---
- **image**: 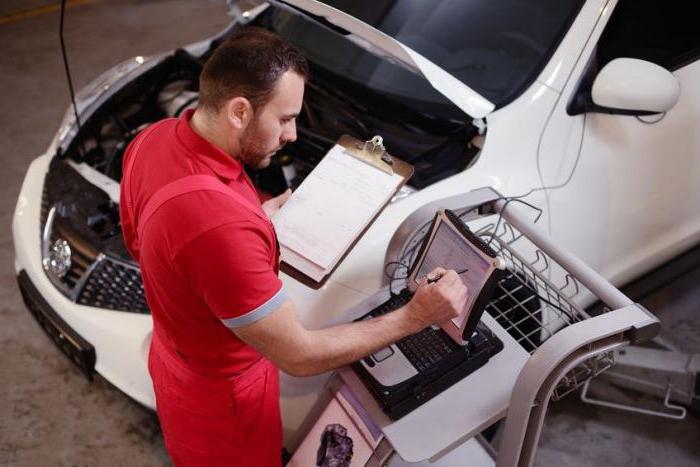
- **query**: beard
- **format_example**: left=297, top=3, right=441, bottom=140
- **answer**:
left=239, top=118, right=279, bottom=169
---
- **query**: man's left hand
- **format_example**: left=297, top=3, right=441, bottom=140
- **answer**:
left=262, top=188, right=292, bottom=219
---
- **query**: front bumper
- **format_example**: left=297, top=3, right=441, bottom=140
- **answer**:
left=12, top=152, right=156, bottom=409
left=17, top=270, right=96, bottom=379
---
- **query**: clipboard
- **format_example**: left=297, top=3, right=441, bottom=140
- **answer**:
left=275, top=134, right=414, bottom=289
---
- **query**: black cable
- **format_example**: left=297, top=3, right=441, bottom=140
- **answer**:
left=516, top=113, right=589, bottom=202
left=384, top=209, right=578, bottom=326
left=385, top=113, right=586, bottom=297
left=485, top=113, right=587, bottom=245
left=384, top=261, right=410, bottom=296
left=386, top=220, right=436, bottom=286
left=636, top=112, right=666, bottom=124
left=59, top=0, right=84, bottom=157
left=486, top=197, right=543, bottom=247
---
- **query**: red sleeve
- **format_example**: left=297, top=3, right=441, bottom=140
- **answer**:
left=119, top=199, right=139, bottom=262
left=119, top=141, right=139, bottom=262
left=172, top=221, right=285, bottom=327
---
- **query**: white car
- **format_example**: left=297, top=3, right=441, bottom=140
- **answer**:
left=12, top=0, right=700, bottom=450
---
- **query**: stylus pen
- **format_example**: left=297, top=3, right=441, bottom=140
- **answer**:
left=426, top=268, right=469, bottom=284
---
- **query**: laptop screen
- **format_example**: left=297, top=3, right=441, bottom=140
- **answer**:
left=410, top=211, right=498, bottom=341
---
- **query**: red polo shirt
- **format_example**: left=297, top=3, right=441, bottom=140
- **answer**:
left=120, top=109, right=284, bottom=377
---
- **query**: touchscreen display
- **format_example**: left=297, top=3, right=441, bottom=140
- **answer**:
left=414, top=222, right=491, bottom=329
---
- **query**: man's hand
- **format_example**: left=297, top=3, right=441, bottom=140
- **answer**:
left=404, top=267, right=468, bottom=332
left=233, top=267, right=468, bottom=377
left=262, top=188, right=292, bottom=219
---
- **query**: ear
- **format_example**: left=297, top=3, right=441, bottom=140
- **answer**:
left=225, top=97, right=253, bottom=129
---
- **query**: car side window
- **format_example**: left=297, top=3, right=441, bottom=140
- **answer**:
left=596, top=0, right=700, bottom=71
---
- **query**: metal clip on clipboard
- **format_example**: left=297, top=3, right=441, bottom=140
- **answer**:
left=340, top=135, right=394, bottom=174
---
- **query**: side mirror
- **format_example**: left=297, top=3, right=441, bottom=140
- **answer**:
left=568, top=58, right=680, bottom=116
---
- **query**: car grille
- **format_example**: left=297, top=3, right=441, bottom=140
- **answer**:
left=77, top=257, right=149, bottom=313
left=42, top=205, right=150, bottom=314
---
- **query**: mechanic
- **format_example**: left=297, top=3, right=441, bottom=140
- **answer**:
left=119, top=28, right=467, bottom=467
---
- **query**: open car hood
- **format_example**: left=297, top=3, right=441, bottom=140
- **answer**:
left=262, top=0, right=495, bottom=119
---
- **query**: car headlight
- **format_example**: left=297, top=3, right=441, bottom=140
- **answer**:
left=43, top=238, right=72, bottom=279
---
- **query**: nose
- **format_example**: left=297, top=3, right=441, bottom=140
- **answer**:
left=282, top=120, right=297, bottom=144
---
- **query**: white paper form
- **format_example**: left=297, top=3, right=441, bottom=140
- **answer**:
left=273, top=144, right=403, bottom=271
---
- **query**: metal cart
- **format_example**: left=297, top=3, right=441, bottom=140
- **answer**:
left=312, top=188, right=660, bottom=466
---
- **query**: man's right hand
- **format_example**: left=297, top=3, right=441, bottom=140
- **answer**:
left=404, top=267, right=468, bottom=332
left=234, top=267, right=468, bottom=377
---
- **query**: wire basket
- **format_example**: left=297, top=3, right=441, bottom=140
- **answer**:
left=388, top=202, right=622, bottom=400
left=478, top=219, right=590, bottom=351
left=475, top=217, right=615, bottom=399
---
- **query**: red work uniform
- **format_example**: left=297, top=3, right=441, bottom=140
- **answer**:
left=120, top=109, right=284, bottom=466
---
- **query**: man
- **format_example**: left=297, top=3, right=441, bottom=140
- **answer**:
left=120, top=28, right=467, bottom=466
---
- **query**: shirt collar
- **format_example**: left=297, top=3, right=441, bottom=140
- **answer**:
left=175, top=109, right=242, bottom=181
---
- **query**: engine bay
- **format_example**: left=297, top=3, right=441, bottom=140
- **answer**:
left=48, top=22, right=481, bottom=264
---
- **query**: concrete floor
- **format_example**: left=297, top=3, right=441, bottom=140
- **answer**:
left=0, top=1, right=230, bottom=466
left=0, top=1, right=698, bottom=466
left=535, top=265, right=700, bottom=467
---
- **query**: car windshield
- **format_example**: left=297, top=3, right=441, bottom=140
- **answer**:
left=265, top=0, right=584, bottom=110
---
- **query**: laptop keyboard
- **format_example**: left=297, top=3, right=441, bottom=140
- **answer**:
left=367, top=290, right=412, bottom=315
left=354, top=286, right=504, bottom=420
left=397, top=328, right=456, bottom=371
left=366, top=290, right=461, bottom=372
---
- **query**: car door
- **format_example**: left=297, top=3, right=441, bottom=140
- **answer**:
left=538, top=0, right=700, bottom=287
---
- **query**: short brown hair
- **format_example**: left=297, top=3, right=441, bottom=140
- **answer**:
left=198, top=27, right=309, bottom=113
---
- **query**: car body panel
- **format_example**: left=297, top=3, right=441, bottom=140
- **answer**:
left=530, top=0, right=700, bottom=290
left=272, top=0, right=495, bottom=118
left=536, top=0, right=612, bottom=93
left=543, top=57, right=700, bottom=289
